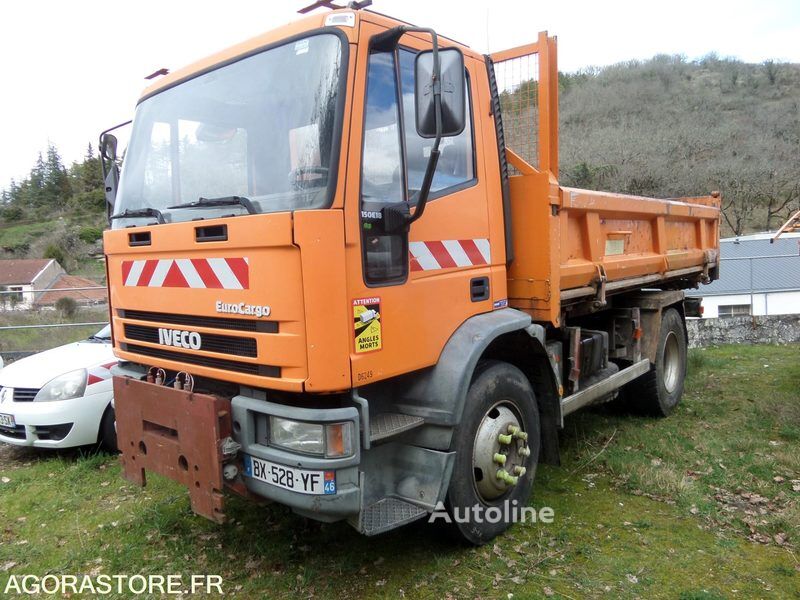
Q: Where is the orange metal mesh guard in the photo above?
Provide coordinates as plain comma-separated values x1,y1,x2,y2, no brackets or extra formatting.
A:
491,32,558,177
114,376,233,523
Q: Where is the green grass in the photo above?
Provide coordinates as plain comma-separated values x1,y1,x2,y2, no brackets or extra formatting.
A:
0,344,798,598
0,307,108,357
0,221,59,252
71,257,107,283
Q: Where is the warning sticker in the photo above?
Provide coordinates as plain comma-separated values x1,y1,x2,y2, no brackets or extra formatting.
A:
353,297,382,353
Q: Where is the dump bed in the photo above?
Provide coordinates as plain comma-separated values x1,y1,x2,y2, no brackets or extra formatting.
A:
492,34,720,326
505,160,719,326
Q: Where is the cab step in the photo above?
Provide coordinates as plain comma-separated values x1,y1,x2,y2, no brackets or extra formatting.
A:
369,412,424,443
360,497,428,536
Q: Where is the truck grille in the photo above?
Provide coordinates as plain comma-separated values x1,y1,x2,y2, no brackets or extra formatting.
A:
119,309,277,333
124,324,257,358
121,343,280,378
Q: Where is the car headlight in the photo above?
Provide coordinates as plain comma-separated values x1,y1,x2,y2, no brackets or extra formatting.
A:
269,416,354,458
34,369,88,402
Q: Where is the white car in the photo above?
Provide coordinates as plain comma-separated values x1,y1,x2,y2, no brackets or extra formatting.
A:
0,325,117,450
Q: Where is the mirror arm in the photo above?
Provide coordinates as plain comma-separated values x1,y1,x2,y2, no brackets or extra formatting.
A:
407,28,442,226
368,25,445,227
98,119,132,221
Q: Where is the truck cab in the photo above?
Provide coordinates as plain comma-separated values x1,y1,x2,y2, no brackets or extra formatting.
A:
104,7,719,543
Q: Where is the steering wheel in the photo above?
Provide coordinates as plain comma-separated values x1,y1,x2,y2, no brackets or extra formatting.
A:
289,166,329,191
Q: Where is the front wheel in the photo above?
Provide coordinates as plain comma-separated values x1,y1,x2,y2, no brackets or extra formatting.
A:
99,405,118,452
446,360,540,545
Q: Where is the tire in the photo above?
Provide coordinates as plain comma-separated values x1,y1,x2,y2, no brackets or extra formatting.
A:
99,405,118,452
445,360,540,545
626,308,687,417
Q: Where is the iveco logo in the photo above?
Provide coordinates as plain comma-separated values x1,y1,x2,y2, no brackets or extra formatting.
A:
158,328,202,350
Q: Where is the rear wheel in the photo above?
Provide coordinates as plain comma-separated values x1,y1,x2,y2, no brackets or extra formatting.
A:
446,360,540,545
627,308,687,416
99,405,118,452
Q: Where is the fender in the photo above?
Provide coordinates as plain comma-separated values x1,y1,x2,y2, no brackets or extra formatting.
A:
358,309,562,463
392,308,533,425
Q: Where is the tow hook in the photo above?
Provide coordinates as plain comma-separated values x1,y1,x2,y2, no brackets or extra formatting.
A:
223,463,239,481
220,436,241,458
220,437,242,481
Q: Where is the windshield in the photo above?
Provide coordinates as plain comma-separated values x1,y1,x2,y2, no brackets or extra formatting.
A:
113,32,345,226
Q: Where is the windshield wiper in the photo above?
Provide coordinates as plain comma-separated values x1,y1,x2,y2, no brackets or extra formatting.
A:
110,208,165,224
167,196,256,214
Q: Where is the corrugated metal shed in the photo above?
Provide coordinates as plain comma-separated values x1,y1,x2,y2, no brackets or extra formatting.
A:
686,232,800,297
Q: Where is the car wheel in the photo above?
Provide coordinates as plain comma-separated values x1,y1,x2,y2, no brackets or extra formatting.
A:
99,405,118,452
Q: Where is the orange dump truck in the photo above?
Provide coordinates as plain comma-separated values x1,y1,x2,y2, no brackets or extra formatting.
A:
101,5,719,543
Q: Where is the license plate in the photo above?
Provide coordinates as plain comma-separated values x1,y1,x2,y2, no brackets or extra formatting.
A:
244,455,336,495
0,413,15,428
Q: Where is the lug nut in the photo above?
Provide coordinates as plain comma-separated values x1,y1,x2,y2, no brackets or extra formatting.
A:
513,466,527,477
498,433,513,445
507,425,519,435
513,430,528,441
493,453,507,465
496,469,519,485
518,446,531,458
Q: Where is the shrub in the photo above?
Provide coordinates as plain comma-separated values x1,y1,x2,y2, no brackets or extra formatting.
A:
54,296,78,318
43,244,66,265
78,226,104,244
69,189,105,211
1,206,24,221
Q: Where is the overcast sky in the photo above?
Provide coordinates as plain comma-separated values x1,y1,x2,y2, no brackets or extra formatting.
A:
0,0,798,189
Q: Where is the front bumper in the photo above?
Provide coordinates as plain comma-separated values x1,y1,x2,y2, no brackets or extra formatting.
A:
114,371,362,523
112,366,454,534
231,394,361,521
0,391,110,448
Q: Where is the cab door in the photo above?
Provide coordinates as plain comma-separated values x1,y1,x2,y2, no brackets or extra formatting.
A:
343,20,499,386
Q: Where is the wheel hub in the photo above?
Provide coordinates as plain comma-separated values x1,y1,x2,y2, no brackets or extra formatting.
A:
472,403,531,501
663,330,680,393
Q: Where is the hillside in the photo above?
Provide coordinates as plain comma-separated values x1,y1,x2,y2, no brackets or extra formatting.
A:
557,55,800,235
0,145,107,282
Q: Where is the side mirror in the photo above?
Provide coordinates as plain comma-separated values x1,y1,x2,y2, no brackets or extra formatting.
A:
100,133,118,162
99,133,120,215
415,47,466,138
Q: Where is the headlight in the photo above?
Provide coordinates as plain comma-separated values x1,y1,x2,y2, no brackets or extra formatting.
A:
269,416,354,458
34,369,88,402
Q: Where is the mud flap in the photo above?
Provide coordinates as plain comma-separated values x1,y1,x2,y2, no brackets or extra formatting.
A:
114,376,232,523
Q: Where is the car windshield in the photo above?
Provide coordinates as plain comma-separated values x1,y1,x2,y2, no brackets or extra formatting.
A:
91,325,111,340
112,33,344,227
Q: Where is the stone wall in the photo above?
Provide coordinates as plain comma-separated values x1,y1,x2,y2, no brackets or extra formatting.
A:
687,314,800,348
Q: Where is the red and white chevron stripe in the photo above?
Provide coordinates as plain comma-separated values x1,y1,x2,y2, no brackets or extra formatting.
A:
87,362,118,386
122,258,249,289
409,239,491,272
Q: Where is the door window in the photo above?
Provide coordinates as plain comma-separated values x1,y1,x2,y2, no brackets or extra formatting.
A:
361,52,405,205
397,49,475,197
360,46,476,286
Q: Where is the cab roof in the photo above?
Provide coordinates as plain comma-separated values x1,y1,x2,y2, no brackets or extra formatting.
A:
139,9,480,102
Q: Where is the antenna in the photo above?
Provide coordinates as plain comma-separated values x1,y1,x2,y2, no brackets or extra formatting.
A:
144,68,169,80
298,1,343,13
297,0,371,14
